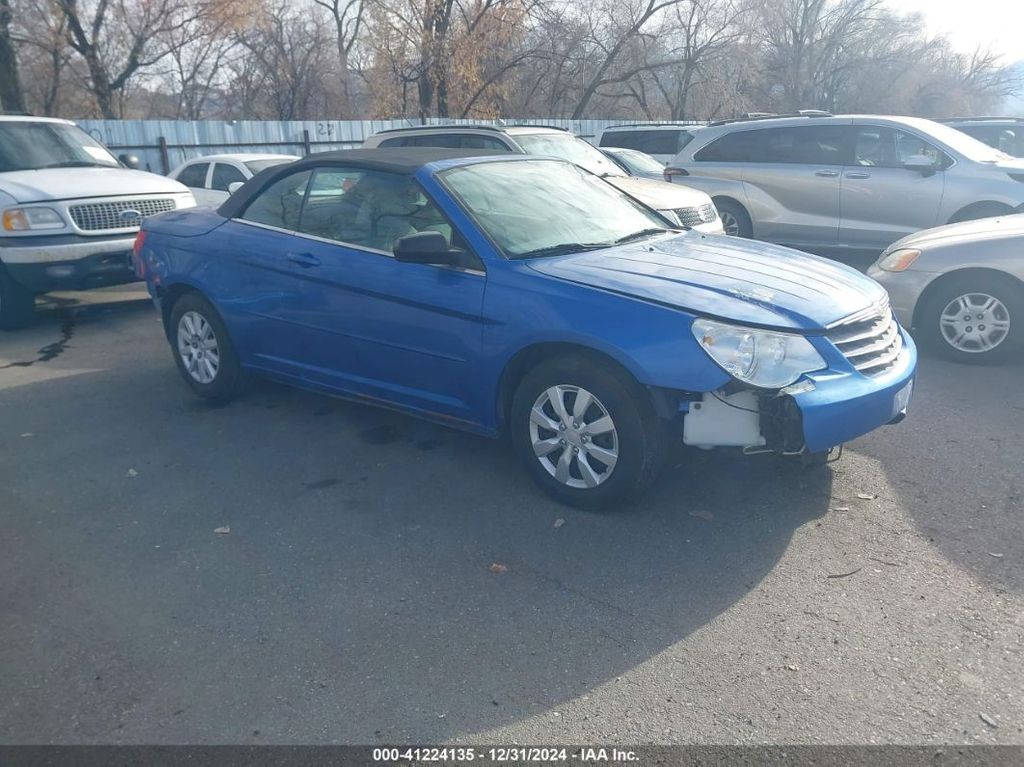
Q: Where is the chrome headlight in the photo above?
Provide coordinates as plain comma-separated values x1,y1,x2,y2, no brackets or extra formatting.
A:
692,318,826,389
2,206,67,231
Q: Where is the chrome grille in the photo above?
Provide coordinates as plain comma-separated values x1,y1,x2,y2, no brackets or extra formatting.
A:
69,198,175,231
828,305,903,377
674,202,718,227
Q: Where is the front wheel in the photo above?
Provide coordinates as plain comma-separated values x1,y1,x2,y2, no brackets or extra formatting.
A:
917,275,1023,364
169,292,244,399
510,356,667,509
714,198,752,238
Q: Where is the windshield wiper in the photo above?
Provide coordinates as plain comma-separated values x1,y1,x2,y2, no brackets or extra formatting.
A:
613,227,673,245
511,242,610,259
38,160,113,169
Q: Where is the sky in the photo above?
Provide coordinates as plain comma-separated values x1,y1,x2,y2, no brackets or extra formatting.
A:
887,0,1023,63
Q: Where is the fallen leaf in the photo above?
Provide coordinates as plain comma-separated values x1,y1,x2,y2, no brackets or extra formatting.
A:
988,552,1004,559
979,712,998,728
126,468,139,478
689,509,714,520
785,664,799,671
488,563,507,573
214,526,231,535
856,493,877,500
553,518,565,529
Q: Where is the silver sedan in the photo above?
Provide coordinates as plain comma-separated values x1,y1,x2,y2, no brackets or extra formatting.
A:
868,214,1024,363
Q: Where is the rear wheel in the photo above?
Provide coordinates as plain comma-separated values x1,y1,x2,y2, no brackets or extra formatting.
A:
169,292,244,399
714,198,752,238
510,356,667,509
917,274,1023,364
0,266,36,330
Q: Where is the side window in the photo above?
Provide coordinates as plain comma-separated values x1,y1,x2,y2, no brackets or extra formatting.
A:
635,130,684,156
211,163,246,192
409,134,462,148
895,130,950,168
378,136,412,148
295,167,475,262
694,130,762,162
239,169,313,229
599,131,637,150
852,127,893,167
459,135,511,151
177,162,209,188
759,126,850,164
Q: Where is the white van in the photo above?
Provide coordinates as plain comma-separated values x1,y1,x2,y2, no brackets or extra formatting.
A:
0,116,195,328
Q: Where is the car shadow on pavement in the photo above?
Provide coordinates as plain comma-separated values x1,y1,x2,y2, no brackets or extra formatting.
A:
852,352,1024,596
1,301,832,743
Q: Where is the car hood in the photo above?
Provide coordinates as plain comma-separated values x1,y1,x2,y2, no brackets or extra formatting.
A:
0,167,189,203
886,213,1024,252
604,175,710,210
526,232,886,331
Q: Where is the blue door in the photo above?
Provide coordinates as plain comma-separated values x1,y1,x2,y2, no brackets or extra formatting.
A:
273,166,487,424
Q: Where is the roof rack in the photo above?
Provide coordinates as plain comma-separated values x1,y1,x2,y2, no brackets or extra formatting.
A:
938,116,1024,124
602,122,705,130
504,123,569,132
373,123,507,135
708,110,832,127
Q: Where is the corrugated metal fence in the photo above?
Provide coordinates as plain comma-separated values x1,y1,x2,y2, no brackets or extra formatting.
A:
75,118,705,175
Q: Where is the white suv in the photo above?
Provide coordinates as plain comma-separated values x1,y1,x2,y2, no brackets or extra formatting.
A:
0,116,195,328
363,125,723,233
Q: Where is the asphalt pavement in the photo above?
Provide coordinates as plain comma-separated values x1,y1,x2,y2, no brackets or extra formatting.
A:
1,286,1021,745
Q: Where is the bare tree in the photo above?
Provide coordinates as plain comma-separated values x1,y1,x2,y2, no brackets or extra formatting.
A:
55,0,200,117
313,0,365,113
0,0,26,111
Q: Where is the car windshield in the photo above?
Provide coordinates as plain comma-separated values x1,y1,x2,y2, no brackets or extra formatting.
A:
0,121,119,172
245,158,295,174
513,133,625,177
614,149,666,173
912,119,1013,162
440,159,670,258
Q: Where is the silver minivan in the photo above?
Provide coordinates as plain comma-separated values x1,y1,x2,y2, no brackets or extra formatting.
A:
665,114,1024,250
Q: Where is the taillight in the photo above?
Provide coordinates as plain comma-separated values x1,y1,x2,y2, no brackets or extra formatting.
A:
133,230,147,279
663,167,689,182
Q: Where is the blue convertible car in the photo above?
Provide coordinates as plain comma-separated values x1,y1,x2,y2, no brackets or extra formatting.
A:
135,148,915,507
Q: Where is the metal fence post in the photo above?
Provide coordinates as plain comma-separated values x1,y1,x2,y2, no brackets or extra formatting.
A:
158,136,170,175
303,129,312,156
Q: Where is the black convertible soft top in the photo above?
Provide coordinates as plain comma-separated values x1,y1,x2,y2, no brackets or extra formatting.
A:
217,147,498,219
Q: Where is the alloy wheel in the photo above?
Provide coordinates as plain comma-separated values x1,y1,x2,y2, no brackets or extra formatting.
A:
177,310,221,383
939,292,1010,354
529,385,619,489
720,210,740,236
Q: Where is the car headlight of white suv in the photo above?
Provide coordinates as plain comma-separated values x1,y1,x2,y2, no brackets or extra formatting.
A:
692,318,826,389
2,206,68,232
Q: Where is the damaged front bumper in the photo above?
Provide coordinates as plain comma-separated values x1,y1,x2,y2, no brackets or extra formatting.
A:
681,331,917,455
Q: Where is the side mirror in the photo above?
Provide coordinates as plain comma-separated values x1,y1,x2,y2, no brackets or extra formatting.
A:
119,153,140,170
903,154,939,176
394,231,461,266
227,181,244,195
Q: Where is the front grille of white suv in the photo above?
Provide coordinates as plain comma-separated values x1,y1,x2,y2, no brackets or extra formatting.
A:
69,198,176,231
827,303,903,377
674,203,718,227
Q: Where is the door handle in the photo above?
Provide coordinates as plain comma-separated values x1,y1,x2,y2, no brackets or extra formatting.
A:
286,252,321,268
845,172,871,179
814,169,839,177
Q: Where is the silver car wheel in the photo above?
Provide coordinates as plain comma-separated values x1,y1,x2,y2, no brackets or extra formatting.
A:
177,310,220,384
529,385,618,489
939,292,1011,354
720,210,741,236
